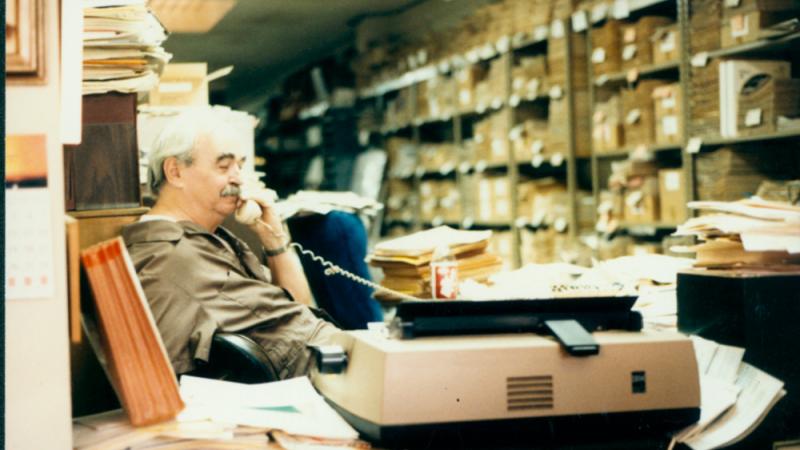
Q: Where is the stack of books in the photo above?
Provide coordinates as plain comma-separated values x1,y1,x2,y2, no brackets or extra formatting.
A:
674,198,800,269
81,237,184,426
368,226,503,300
83,0,171,95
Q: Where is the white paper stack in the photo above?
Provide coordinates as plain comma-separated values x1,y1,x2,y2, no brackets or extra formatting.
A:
82,0,172,95
674,197,800,269
671,336,786,450
73,376,365,449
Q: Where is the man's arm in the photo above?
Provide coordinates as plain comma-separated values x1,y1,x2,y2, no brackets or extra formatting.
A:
264,249,313,305
247,193,314,305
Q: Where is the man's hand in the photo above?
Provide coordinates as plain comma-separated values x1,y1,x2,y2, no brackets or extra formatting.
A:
244,188,285,249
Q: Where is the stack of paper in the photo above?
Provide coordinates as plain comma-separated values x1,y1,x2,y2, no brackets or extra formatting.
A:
368,226,503,300
275,190,384,219
73,376,366,449
81,237,184,426
671,336,786,450
82,0,171,95
674,198,800,269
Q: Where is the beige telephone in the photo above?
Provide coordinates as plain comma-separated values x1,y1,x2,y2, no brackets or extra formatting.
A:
233,172,280,225
233,178,418,301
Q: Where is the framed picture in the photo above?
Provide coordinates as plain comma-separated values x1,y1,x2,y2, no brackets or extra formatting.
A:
5,0,45,83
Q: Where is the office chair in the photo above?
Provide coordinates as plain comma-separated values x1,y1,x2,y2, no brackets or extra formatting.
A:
287,210,383,330
184,333,278,383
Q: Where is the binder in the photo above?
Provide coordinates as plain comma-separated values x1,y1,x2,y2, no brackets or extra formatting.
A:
81,237,184,426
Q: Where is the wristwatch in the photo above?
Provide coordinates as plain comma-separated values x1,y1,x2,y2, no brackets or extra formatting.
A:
263,244,288,257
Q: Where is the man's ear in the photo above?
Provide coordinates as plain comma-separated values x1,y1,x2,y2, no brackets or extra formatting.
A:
162,156,185,189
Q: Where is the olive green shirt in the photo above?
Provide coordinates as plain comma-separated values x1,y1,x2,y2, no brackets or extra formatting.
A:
121,219,338,378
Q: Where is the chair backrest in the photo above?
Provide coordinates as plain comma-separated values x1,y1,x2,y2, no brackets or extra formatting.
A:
287,210,383,329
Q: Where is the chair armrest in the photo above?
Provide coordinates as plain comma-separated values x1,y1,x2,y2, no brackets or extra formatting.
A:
187,332,279,383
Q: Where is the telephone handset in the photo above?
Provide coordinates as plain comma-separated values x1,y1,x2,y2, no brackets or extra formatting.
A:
234,193,276,226
234,186,419,302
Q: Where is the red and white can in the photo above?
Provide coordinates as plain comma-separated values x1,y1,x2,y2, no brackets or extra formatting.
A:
431,261,459,300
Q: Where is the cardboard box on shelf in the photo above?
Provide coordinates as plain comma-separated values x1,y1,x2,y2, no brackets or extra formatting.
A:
689,0,722,53
492,176,513,222
695,146,799,201
511,56,548,99
419,180,439,222
590,20,622,76
653,83,683,145
620,16,674,71
592,94,624,152
456,65,486,112
517,180,537,220
437,180,462,223
652,24,681,65
719,59,791,137
148,63,210,107
658,169,687,224
622,79,669,147
689,60,721,137
522,228,556,264
624,177,660,224
473,112,510,165
488,231,515,271
737,77,800,136
721,0,800,48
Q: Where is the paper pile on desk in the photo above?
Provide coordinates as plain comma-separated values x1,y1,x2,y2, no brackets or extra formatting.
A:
670,336,786,450
368,226,503,300
456,254,694,331
82,1,171,95
673,198,800,269
73,376,365,449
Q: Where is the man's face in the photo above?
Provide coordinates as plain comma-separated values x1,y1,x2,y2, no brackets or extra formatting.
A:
179,131,247,221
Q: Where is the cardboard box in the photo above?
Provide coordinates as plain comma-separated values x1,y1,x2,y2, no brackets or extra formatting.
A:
689,60,721,137
658,169,687,224
737,77,800,136
689,0,722,53
488,231,515,271
492,176,512,222
721,0,800,48
653,83,683,145
620,16,673,71
652,24,681,65
438,180,462,222
590,20,622,76
622,79,669,147
592,94,624,152
624,177,660,223
149,63,209,107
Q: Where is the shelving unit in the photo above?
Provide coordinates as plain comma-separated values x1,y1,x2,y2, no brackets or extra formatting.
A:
579,0,689,259
359,4,603,267
339,0,800,265
683,0,800,209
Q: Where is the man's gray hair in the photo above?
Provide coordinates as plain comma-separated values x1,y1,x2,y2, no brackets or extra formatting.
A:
147,108,233,196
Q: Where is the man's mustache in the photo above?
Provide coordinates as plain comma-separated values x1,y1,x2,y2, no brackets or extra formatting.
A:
221,185,241,197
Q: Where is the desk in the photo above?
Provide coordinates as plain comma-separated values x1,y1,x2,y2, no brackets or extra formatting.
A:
678,269,800,449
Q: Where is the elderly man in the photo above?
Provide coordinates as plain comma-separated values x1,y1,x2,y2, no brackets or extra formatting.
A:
122,109,339,379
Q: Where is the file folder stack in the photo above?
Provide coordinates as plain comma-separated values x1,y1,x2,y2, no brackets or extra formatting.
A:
81,237,184,426
674,198,800,269
82,0,172,95
368,226,503,300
